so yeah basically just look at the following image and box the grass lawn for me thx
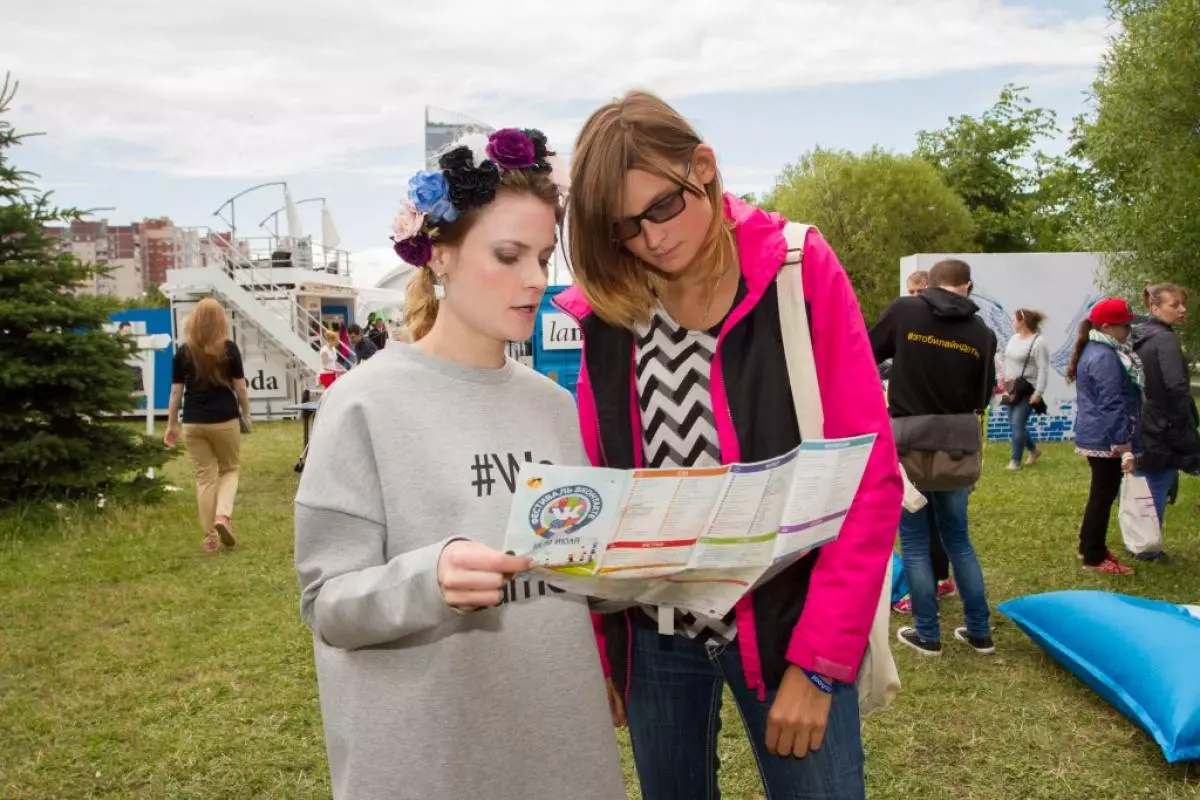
[1,421,1198,799]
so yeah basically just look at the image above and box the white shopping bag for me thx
[900,464,927,512]
[1119,474,1163,556]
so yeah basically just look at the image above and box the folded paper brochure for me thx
[503,434,876,618]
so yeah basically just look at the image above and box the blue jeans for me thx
[1141,468,1177,528]
[1008,398,1038,463]
[898,489,991,642]
[625,614,865,800]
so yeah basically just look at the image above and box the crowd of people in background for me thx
[881,273,1194,631]
[316,315,391,388]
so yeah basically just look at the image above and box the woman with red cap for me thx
[1066,297,1144,575]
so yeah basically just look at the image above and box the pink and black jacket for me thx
[554,195,902,700]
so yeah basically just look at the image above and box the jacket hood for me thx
[556,193,788,322]
[1131,316,1172,348]
[919,287,980,320]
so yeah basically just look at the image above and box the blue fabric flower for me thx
[408,171,458,223]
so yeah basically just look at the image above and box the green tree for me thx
[116,283,171,310]
[765,147,977,321]
[0,75,171,505]
[916,84,1078,252]
[1074,0,1200,342]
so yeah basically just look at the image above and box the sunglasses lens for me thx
[614,188,688,242]
[645,191,686,224]
[615,220,641,242]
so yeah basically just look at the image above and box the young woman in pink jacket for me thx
[557,91,902,799]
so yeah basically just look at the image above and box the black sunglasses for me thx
[613,162,692,243]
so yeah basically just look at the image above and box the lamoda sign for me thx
[243,360,289,399]
[540,312,582,350]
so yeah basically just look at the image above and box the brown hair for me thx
[929,259,972,289]
[1144,283,1187,310]
[567,91,737,330]
[404,169,562,341]
[1065,318,1094,383]
[184,298,231,387]
[1014,308,1045,334]
[906,270,930,291]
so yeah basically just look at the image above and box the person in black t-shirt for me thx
[165,299,251,554]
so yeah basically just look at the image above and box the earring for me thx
[432,273,446,300]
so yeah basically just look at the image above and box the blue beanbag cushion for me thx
[999,590,1200,763]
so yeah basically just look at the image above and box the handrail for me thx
[175,227,330,354]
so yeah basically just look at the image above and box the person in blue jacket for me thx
[1066,297,1143,575]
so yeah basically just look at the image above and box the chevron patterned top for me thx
[634,307,737,644]
[635,310,723,469]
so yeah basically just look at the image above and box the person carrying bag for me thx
[868,259,999,658]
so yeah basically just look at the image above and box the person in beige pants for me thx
[165,299,252,553]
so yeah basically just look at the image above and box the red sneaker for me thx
[214,515,236,548]
[936,578,957,598]
[1083,557,1134,575]
[892,595,912,614]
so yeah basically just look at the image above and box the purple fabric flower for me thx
[486,129,536,170]
[394,233,433,267]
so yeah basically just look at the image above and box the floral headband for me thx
[391,128,555,267]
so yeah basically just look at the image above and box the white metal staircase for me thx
[169,266,323,374]
[166,230,329,375]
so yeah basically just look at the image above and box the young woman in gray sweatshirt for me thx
[295,131,625,800]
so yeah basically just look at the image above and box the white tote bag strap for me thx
[777,223,824,440]
[775,221,900,718]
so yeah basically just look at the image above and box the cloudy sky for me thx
[7,0,1111,286]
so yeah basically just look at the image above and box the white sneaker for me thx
[1005,461,1020,471]
[1025,450,1041,466]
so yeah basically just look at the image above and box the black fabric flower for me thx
[522,128,555,172]
[438,146,474,174]
[522,128,550,161]
[445,160,499,212]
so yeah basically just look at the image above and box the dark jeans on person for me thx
[1080,456,1123,565]
[898,489,990,643]
[927,506,950,583]
[1008,398,1039,463]
[1143,468,1178,528]
[625,613,865,800]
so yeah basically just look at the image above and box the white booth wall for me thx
[899,252,1107,441]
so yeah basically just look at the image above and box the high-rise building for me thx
[135,218,179,288]
[42,217,184,299]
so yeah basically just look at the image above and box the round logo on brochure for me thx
[528,485,603,538]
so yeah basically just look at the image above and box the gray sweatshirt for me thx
[295,345,625,800]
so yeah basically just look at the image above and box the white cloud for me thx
[349,246,406,289]
[6,0,1107,178]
